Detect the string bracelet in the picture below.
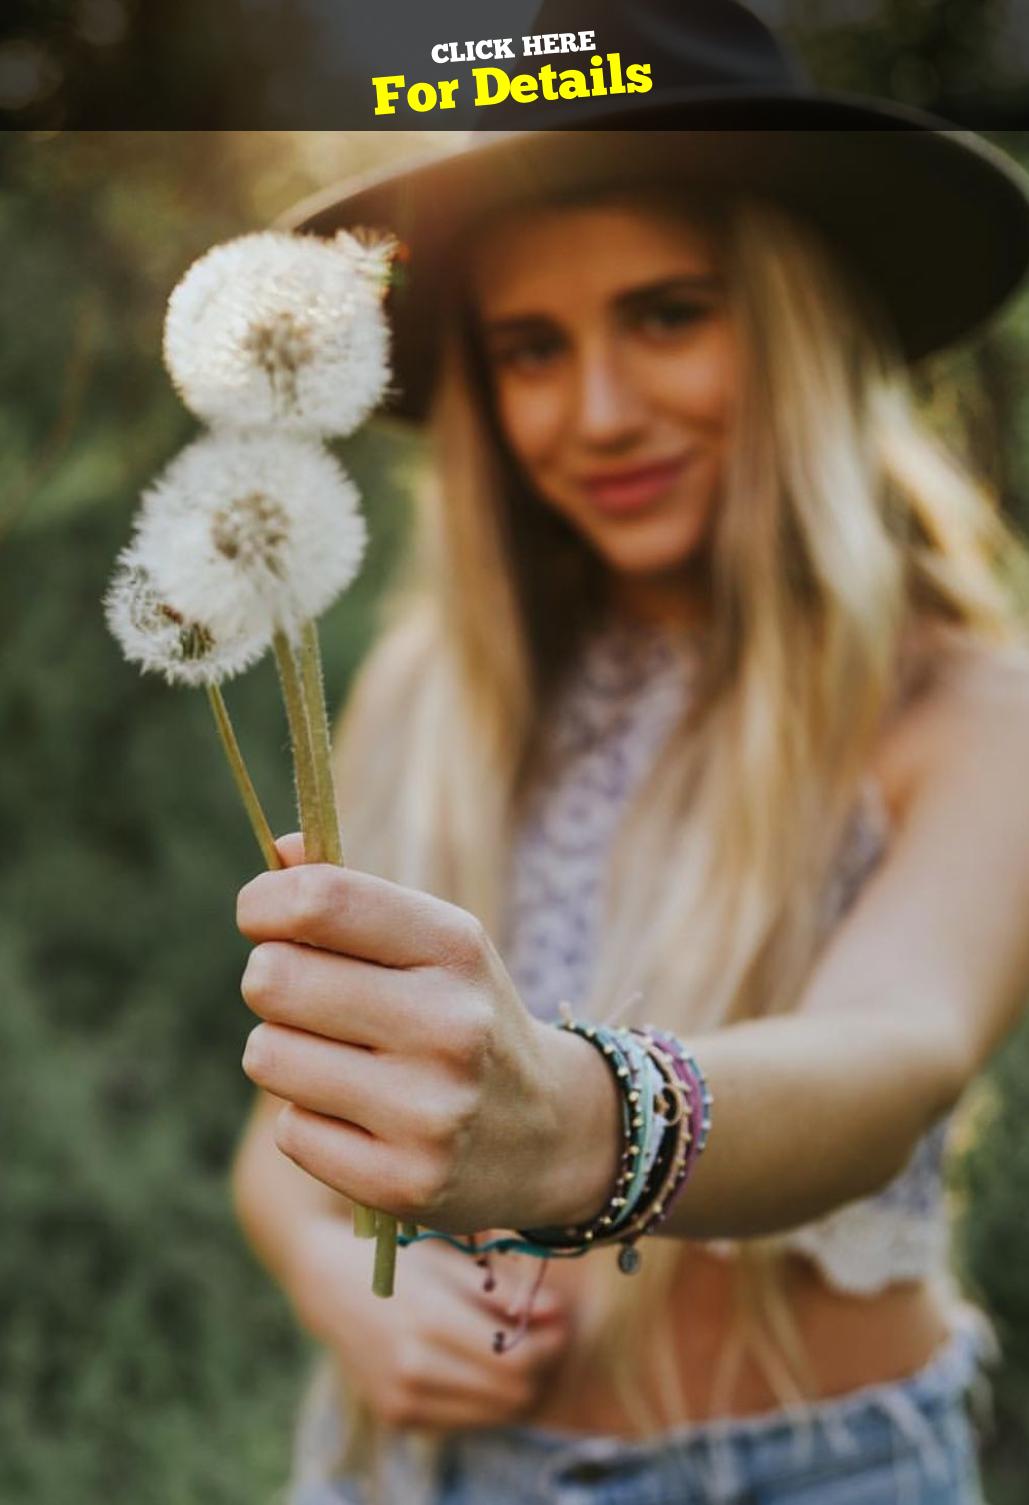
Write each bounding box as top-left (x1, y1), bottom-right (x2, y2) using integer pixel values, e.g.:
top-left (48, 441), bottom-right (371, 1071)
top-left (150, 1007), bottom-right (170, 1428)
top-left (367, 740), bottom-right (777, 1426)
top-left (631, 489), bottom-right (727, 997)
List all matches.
top-left (395, 1023), bottom-right (652, 1263)
top-left (610, 1031), bottom-right (706, 1263)
top-left (514, 1013), bottom-right (713, 1272)
top-left (396, 1012), bottom-right (715, 1287)
top-left (515, 1017), bottom-right (661, 1254)
top-left (637, 1025), bottom-right (713, 1156)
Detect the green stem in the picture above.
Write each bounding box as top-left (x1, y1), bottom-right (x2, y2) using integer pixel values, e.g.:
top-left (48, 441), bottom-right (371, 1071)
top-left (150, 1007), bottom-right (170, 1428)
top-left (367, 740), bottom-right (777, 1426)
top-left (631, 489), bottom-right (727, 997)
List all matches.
top-left (298, 620), bottom-right (344, 865)
top-left (298, 621), bottom-right (395, 1285)
top-left (372, 1213), bottom-right (398, 1298)
top-left (205, 684), bottom-right (282, 871)
top-left (273, 630), bottom-right (323, 861)
top-left (352, 1205), bottom-right (378, 1240)
top-left (287, 621), bottom-right (392, 1285)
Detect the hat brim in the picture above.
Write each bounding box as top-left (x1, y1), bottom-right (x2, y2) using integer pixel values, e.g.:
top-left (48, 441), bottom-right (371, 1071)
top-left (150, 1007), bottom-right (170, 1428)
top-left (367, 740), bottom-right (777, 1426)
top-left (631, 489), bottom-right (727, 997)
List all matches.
top-left (280, 94), bottom-right (1029, 421)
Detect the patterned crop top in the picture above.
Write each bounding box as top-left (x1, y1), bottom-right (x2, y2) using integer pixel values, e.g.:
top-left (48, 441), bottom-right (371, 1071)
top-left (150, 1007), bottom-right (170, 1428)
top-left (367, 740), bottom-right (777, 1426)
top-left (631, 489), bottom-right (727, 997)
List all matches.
top-left (498, 611), bottom-right (955, 1297)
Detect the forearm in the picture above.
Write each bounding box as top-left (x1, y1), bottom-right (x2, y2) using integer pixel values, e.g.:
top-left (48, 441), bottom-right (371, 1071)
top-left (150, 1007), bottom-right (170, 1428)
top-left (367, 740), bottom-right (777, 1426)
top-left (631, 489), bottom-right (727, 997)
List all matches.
top-left (229, 1086), bottom-right (353, 1290)
top-left (549, 1007), bottom-right (963, 1241)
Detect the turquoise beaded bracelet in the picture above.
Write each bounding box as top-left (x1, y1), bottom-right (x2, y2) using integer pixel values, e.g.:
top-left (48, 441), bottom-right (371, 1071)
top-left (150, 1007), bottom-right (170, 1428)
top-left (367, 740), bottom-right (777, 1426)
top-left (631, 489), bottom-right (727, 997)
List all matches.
top-left (397, 1014), bottom-right (713, 1273)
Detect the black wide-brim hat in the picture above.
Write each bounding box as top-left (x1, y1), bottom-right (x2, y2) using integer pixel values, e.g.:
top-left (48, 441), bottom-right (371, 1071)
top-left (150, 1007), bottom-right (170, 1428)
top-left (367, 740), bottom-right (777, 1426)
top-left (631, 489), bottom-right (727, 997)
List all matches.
top-left (279, 0), bottom-right (1029, 422)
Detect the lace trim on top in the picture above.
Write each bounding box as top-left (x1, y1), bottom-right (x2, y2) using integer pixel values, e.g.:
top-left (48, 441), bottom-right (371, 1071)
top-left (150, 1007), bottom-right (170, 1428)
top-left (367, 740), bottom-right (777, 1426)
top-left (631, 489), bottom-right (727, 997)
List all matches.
top-left (498, 612), bottom-right (955, 1296)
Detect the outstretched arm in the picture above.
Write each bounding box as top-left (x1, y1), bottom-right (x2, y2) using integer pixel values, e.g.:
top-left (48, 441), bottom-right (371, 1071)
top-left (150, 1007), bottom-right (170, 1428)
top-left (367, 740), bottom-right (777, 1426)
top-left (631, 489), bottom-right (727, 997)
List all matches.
top-left (626, 641), bottom-right (1029, 1239)
top-left (236, 644), bottom-right (1029, 1244)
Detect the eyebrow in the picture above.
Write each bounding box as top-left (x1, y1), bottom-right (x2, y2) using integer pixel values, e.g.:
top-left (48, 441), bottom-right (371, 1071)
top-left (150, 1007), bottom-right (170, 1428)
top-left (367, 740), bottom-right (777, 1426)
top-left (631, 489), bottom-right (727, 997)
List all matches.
top-left (479, 274), bottom-right (723, 339)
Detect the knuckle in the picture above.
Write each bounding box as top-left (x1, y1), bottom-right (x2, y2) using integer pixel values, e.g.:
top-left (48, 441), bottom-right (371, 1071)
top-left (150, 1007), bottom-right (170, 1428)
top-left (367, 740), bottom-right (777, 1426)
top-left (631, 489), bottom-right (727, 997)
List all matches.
top-left (442, 998), bottom-right (494, 1076)
top-left (398, 1152), bottom-right (450, 1221)
top-left (240, 941), bottom-right (287, 1011)
top-left (409, 1096), bottom-right (456, 1156)
top-left (287, 865), bottom-right (336, 936)
top-left (505, 1374), bottom-right (536, 1414)
top-left (272, 1103), bottom-right (299, 1155)
top-left (391, 1337), bottom-right (426, 1388)
top-left (376, 1388), bottom-right (420, 1429)
top-left (242, 1023), bottom-right (273, 1081)
top-left (409, 1076), bottom-right (478, 1157)
top-left (443, 908), bottom-right (488, 973)
top-left (236, 875), bottom-right (265, 936)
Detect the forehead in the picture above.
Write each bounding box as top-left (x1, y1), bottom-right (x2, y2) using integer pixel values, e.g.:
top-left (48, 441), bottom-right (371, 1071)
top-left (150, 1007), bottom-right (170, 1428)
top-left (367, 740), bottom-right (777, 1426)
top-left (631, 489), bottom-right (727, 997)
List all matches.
top-left (467, 196), bottom-right (718, 316)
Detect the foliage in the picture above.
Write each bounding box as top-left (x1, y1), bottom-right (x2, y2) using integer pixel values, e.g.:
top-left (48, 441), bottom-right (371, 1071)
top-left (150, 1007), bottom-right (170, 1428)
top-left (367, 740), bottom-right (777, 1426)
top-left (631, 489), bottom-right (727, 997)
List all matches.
top-left (0, 132), bottom-right (416, 1503)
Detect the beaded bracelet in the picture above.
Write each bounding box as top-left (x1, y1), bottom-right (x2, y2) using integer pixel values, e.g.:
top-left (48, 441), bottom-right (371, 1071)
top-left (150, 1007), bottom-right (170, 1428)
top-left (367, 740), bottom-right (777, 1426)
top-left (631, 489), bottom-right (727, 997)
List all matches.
top-left (517, 1018), bottom-right (656, 1252)
top-left (396, 1020), bottom-right (655, 1264)
top-left (515, 1015), bottom-right (709, 1264)
top-left (611, 1032), bottom-right (700, 1264)
top-left (639, 1025), bottom-right (713, 1156)
top-left (397, 1013), bottom-right (714, 1276)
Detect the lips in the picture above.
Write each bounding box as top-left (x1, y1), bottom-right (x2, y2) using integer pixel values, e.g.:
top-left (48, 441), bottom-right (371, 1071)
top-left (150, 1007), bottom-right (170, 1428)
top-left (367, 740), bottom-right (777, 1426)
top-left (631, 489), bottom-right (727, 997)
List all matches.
top-left (579, 454), bottom-right (693, 515)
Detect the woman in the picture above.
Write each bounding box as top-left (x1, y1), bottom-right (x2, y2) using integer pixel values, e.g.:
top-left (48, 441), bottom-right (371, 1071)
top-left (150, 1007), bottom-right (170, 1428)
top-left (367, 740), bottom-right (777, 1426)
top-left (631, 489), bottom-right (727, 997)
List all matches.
top-left (230, 7), bottom-right (1029, 1503)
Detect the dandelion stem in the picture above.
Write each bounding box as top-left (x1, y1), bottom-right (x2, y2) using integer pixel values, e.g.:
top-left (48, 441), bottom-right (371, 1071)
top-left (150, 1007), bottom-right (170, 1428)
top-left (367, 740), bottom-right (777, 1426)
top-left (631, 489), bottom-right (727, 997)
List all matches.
top-left (298, 620), bottom-right (345, 866)
top-left (278, 624), bottom-right (391, 1283)
top-left (296, 620), bottom-right (394, 1284)
top-left (352, 1205), bottom-right (378, 1240)
top-left (372, 1213), bottom-right (398, 1298)
top-left (205, 685), bottom-right (282, 871)
top-left (273, 630), bottom-right (324, 862)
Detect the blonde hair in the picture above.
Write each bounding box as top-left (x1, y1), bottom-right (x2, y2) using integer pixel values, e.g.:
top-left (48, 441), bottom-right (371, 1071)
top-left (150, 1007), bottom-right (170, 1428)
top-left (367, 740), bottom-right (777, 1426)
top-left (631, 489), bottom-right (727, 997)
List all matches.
top-left (329, 191), bottom-right (1028, 1468)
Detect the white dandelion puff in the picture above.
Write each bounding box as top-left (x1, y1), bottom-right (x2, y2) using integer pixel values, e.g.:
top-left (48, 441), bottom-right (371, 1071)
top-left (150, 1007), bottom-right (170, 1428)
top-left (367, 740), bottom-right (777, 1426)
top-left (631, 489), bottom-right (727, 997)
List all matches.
top-left (131, 430), bottom-right (368, 643)
top-left (162, 229), bottom-right (394, 437)
top-left (344, 226), bottom-right (402, 300)
top-left (104, 550), bottom-right (270, 687)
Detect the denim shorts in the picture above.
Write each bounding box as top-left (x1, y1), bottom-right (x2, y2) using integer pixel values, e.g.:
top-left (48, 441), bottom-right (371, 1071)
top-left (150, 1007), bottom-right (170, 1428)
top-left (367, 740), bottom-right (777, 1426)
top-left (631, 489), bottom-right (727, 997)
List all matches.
top-left (287, 1304), bottom-right (998, 1505)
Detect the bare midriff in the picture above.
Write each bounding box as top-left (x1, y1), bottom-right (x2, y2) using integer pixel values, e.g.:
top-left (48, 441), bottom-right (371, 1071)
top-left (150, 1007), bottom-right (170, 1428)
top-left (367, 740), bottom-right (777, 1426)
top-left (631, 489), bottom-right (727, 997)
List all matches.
top-left (527, 1242), bottom-right (955, 1434)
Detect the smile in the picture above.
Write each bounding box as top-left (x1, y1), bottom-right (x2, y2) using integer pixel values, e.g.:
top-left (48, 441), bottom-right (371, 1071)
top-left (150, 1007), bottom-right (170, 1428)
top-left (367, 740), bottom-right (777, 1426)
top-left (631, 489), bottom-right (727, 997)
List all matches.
top-left (579, 454), bottom-right (694, 516)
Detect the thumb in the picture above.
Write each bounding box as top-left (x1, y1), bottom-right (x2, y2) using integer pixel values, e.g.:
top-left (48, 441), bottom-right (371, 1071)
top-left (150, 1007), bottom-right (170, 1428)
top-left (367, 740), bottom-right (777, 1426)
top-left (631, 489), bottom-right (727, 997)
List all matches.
top-left (273, 831), bottom-right (307, 867)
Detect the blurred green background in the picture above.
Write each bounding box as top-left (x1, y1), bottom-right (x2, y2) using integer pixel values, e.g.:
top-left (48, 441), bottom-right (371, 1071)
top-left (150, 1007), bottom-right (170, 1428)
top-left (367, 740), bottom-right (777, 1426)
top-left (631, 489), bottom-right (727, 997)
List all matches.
top-left (3, 109), bottom-right (1029, 1505)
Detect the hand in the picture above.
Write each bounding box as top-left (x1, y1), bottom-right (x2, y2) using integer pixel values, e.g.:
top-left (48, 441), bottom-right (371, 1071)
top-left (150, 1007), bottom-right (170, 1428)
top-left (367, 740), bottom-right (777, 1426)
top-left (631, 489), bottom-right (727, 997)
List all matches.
top-left (286, 1212), bottom-right (573, 1431)
top-left (237, 835), bottom-right (621, 1233)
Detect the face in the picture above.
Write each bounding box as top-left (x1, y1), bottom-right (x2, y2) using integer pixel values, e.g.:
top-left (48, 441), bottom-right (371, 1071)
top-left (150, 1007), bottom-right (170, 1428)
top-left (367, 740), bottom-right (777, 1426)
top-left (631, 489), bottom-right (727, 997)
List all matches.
top-left (468, 196), bottom-right (739, 612)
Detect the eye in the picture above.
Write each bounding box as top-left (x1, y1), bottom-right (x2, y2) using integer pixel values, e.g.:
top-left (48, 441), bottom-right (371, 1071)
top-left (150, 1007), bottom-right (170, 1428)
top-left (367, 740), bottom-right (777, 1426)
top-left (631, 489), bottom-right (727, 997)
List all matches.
top-left (633, 298), bottom-right (711, 339)
top-left (487, 332), bottom-right (565, 377)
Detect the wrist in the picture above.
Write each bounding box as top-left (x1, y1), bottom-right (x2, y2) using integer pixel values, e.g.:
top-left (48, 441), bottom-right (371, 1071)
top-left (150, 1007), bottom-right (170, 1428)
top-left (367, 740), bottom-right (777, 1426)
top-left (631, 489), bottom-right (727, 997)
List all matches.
top-left (532, 1020), bottom-right (624, 1229)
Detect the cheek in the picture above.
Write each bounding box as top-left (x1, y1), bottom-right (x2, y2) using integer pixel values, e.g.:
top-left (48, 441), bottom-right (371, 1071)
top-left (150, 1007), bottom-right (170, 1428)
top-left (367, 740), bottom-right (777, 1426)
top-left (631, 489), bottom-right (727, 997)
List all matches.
top-left (495, 382), bottom-right (566, 471)
top-left (660, 324), bottom-right (739, 433)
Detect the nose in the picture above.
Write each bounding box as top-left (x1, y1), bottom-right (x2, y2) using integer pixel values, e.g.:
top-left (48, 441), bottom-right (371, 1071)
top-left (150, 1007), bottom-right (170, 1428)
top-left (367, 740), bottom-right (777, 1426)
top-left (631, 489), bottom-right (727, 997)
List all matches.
top-left (572, 339), bottom-right (647, 447)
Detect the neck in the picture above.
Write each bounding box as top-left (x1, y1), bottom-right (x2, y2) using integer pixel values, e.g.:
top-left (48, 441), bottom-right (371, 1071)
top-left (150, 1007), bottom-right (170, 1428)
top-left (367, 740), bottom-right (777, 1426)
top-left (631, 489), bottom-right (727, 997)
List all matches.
top-left (605, 563), bottom-right (712, 634)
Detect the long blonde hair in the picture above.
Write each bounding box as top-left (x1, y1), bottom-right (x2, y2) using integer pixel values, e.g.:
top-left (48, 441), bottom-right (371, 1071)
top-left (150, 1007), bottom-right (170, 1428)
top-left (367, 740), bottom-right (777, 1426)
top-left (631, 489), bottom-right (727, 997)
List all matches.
top-left (330, 190), bottom-right (1027, 1453)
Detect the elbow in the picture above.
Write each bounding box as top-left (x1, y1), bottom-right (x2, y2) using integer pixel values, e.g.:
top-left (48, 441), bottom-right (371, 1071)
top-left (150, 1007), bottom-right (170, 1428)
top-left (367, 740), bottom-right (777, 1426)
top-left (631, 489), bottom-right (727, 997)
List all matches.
top-left (873, 1014), bottom-right (972, 1191)
top-left (921, 1012), bottom-right (982, 1122)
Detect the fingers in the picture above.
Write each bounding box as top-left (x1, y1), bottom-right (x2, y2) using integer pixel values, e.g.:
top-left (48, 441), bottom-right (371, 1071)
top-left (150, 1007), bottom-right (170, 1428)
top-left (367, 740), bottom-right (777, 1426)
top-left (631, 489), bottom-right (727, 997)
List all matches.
top-left (427, 1239), bottom-right (569, 1326)
top-left (242, 1024), bottom-right (392, 1135)
top-left (241, 940), bottom-right (432, 1051)
top-left (237, 861), bottom-right (480, 972)
top-left (266, 1100), bottom-right (445, 1220)
top-left (408, 1249), bottom-right (571, 1368)
top-left (381, 1316), bottom-right (569, 1429)
top-left (391, 1235), bottom-right (569, 1336)
top-left (427, 1329), bottom-right (567, 1400)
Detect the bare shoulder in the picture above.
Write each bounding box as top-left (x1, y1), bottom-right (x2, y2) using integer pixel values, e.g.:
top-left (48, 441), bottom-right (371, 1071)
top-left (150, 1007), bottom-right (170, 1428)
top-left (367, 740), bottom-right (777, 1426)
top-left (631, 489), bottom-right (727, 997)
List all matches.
top-left (873, 615), bottom-right (1029, 821)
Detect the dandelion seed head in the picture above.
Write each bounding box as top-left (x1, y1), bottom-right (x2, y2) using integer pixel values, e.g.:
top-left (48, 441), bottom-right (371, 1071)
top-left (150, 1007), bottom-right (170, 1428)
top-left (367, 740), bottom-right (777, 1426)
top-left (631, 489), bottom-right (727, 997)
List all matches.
top-left (163, 229), bottom-right (394, 437)
top-left (133, 430), bottom-right (368, 643)
top-left (210, 490), bottom-right (290, 577)
top-left (104, 552), bottom-right (269, 687)
top-left (343, 227), bottom-right (401, 300)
